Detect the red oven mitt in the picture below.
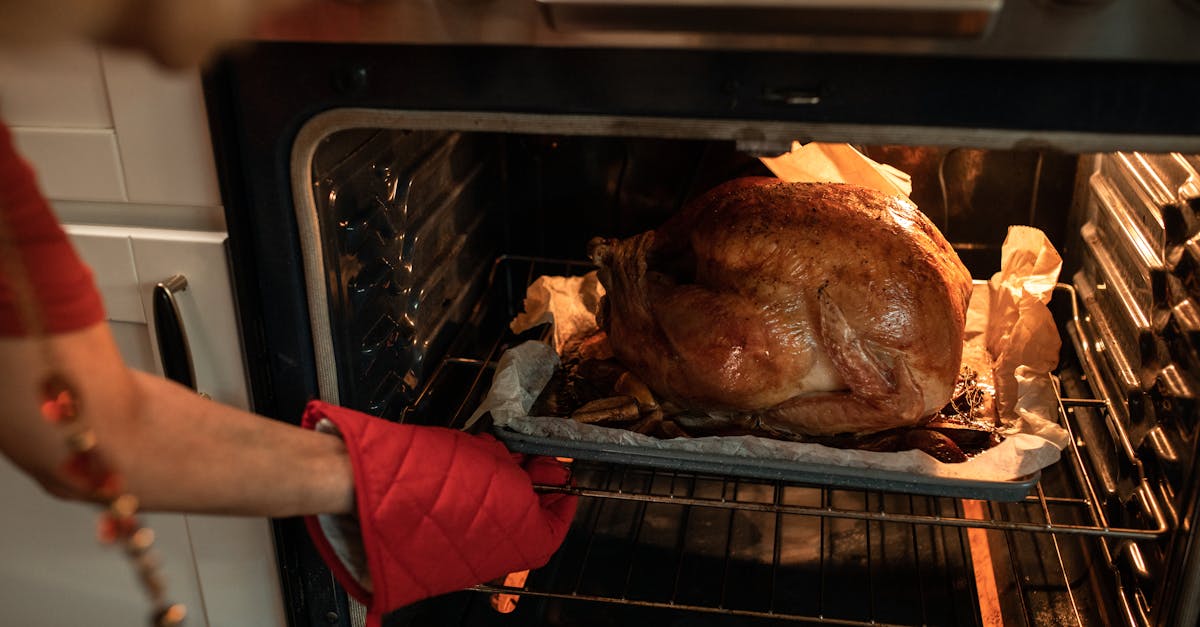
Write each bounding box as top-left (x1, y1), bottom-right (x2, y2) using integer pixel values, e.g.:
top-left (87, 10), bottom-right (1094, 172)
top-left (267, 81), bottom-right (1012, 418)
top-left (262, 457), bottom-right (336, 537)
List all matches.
top-left (300, 401), bottom-right (577, 626)
top-left (0, 121), bottom-right (105, 335)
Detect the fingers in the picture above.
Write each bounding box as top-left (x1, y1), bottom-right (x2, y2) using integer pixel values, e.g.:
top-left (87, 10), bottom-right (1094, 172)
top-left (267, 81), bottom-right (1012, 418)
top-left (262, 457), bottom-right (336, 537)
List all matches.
top-left (101, 0), bottom-right (315, 70)
top-left (465, 431), bottom-right (518, 464)
top-left (464, 434), bottom-right (577, 534)
top-left (522, 455), bottom-right (571, 487)
top-left (525, 456), bottom-right (578, 532)
top-left (538, 491), bottom-right (579, 539)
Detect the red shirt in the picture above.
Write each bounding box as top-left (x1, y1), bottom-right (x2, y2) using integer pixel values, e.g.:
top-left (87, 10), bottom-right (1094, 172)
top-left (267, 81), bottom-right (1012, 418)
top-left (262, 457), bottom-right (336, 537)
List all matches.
top-left (0, 122), bottom-right (105, 335)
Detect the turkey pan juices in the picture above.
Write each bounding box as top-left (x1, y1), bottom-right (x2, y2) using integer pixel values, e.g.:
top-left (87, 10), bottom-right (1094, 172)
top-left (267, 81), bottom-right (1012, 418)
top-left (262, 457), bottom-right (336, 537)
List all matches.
top-left (474, 151), bottom-right (1070, 494)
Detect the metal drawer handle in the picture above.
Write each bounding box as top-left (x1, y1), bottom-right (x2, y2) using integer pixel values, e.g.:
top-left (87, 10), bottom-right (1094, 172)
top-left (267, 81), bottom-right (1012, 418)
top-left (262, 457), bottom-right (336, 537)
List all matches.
top-left (153, 274), bottom-right (197, 391)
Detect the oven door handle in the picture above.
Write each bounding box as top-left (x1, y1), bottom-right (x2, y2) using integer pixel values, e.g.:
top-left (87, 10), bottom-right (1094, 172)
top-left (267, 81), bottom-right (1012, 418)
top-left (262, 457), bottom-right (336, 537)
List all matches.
top-left (153, 274), bottom-right (198, 391)
top-left (537, 0), bottom-right (1002, 38)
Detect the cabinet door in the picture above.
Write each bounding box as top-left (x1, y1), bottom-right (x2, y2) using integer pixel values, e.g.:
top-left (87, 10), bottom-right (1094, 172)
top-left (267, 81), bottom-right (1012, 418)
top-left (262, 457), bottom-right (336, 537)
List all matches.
top-left (127, 228), bottom-right (287, 627)
top-left (0, 226), bottom-right (286, 627)
top-left (0, 463), bottom-right (212, 626)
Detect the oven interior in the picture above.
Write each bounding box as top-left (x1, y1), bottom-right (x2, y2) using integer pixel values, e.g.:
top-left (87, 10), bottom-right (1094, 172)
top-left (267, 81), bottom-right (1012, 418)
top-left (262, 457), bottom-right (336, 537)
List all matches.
top-left (299, 124), bottom-right (1200, 627)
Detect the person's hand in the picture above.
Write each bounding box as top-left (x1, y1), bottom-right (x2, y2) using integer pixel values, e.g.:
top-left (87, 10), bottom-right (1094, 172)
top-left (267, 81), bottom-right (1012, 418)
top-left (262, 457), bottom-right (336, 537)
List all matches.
top-left (101, 0), bottom-right (314, 68)
top-left (300, 401), bottom-right (577, 627)
top-left (0, 0), bottom-right (314, 69)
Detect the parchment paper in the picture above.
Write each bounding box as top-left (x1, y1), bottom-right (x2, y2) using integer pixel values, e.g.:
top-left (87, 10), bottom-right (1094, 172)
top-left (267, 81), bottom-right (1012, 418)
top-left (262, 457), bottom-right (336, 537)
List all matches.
top-left (470, 145), bottom-right (1070, 482)
top-left (987, 225), bottom-right (1065, 429)
top-left (761, 141), bottom-right (913, 197)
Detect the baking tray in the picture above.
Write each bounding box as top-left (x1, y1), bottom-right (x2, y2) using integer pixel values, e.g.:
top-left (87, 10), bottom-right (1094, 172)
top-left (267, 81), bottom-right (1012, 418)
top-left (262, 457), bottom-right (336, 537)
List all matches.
top-left (461, 260), bottom-right (1055, 502)
top-left (486, 276), bottom-right (1051, 502)
top-left (495, 426), bottom-right (1042, 501)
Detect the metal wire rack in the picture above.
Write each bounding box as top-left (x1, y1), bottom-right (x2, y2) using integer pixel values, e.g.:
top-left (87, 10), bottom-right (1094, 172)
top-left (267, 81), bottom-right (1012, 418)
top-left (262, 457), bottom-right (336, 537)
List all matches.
top-left (400, 255), bottom-right (1166, 626)
top-left (469, 473), bottom-right (1111, 626)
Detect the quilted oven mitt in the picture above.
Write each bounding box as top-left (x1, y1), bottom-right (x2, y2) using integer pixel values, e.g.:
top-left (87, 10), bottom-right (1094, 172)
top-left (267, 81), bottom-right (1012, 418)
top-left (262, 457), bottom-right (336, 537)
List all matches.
top-left (301, 401), bottom-right (578, 626)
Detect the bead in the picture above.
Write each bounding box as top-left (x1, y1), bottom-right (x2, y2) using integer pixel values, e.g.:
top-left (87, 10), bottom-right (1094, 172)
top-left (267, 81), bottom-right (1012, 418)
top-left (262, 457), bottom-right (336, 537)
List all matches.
top-left (92, 473), bottom-right (124, 500)
top-left (128, 528), bottom-right (156, 554)
top-left (66, 427), bottom-right (97, 453)
top-left (152, 604), bottom-right (187, 627)
top-left (110, 493), bottom-right (139, 518)
top-left (38, 375), bottom-right (79, 424)
top-left (33, 370), bottom-right (180, 624)
top-left (97, 511), bottom-right (139, 544)
top-left (134, 551), bottom-right (161, 574)
top-left (62, 450), bottom-right (122, 495)
top-left (139, 568), bottom-right (166, 599)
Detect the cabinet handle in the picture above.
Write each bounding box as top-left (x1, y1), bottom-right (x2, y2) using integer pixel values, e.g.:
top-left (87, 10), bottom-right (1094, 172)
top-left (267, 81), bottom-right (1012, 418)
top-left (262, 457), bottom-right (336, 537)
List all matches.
top-left (153, 274), bottom-right (197, 391)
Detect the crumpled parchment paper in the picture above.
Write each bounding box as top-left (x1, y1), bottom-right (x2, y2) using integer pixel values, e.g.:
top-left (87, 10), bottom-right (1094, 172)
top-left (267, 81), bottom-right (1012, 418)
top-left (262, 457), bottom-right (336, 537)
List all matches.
top-left (987, 225), bottom-right (1065, 432)
top-left (470, 145), bottom-right (1069, 482)
top-left (761, 141), bottom-right (913, 197)
top-left (508, 273), bottom-right (606, 354)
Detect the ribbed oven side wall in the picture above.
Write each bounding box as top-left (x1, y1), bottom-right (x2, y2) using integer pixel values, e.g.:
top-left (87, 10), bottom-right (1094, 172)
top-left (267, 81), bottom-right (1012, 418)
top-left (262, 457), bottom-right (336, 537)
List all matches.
top-left (310, 129), bottom-right (502, 418)
top-left (1064, 154), bottom-right (1200, 625)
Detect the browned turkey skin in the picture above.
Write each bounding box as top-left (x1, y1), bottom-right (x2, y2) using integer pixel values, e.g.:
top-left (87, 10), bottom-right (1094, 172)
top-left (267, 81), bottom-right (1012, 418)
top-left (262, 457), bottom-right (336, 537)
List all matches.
top-left (588, 179), bottom-right (973, 437)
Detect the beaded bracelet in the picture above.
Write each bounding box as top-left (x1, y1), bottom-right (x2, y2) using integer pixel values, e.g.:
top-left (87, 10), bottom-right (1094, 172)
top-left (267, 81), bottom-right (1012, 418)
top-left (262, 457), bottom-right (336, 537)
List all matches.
top-left (41, 374), bottom-right (186, 626)
top-left (0, 214), bottom-right (184, 626)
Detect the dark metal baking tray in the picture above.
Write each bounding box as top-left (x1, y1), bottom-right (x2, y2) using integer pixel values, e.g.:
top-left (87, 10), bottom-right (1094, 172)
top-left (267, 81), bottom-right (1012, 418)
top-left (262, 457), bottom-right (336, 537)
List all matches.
top-left (486, 273), bottom-right (1045, 503)
top-left (495, 427), bottom-right (1042, 501)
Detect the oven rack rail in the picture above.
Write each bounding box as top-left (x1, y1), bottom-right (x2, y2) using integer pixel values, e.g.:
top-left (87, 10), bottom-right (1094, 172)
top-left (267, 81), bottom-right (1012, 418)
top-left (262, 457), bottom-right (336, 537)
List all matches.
top-left (480, 455), bottom-right (996, 626)
top-left (467, 587), bottom-right (960, 627)
top-left (471, 453), bottom-right (1100, 626)
top-left (467, 478), bottom-right (1103, 626)
top-left (406, 256), bottom-right (1170, 542)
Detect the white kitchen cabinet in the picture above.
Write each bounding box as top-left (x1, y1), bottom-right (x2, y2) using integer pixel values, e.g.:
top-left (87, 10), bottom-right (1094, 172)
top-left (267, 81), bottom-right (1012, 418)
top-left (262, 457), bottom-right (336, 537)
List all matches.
top-left (100, 51), bottom-right (222, 207)
top-left (0, 44), bottom-right (222, 209)
top-left (126, 229), bottom-right (247, 403)
top-left (0, 43), bottom-right (111, 128)
top-left (1, 44), bottom-right (284, 625)
top-left (0, 466), bottom-right (211, 627)
top-left (10, 127), bottom-right (127, 202)
top-left (0, 227), bottom-right (287, 627)
top-left (68, 228), bottom-right (144, 323)
top-left (67, 225), bottom-right (251, 404)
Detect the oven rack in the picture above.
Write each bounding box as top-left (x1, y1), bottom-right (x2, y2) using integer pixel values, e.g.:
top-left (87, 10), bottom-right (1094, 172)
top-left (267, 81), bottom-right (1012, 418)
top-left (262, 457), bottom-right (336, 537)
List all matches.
top-left (468, 470), bottom-right (1106, 626)
top-left (475, 481), bottom-right (989, 626)
top-left (390, 255), bottom-right (1168, 625)
top-left (465, 444), bottom-right (1114, 625)
top-left (407, 256), bottom-right (1169, 542)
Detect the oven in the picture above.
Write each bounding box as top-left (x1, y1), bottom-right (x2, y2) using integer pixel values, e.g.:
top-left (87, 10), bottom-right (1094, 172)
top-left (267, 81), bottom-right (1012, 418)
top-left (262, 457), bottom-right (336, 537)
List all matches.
top-left (201, 1), bottom-right (1200, 625)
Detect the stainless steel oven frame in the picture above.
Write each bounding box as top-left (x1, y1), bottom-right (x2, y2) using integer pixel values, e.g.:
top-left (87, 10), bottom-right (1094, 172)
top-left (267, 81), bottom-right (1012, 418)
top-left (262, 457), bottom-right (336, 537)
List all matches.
top-left (202, 37), bottom-right (1200, 627)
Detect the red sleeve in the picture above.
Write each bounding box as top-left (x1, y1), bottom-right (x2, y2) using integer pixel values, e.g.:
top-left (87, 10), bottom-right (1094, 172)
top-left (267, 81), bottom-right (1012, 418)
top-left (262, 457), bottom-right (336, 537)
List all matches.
top-left (0, 122), bottom-right (106, 336)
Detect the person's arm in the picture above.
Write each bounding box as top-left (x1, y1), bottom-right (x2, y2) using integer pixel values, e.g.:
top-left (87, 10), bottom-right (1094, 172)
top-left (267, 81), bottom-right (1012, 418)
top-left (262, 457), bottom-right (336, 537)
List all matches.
top-left (0, 89), bottom-right (574, 620)
top-left (0, 113), bottom-right (352, 517)
top-left (0, 323), bottom-right (354, 516)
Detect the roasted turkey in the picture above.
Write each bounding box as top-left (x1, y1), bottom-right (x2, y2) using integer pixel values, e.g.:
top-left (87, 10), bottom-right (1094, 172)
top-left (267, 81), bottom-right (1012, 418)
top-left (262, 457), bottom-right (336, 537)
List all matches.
top-left (588, 178), bottom-right (973, 437)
